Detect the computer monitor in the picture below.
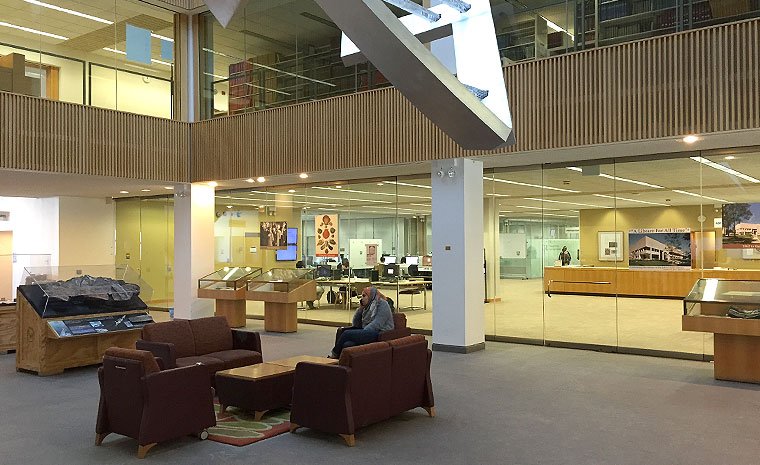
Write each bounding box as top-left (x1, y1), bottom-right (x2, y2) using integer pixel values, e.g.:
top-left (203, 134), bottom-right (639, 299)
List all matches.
top-left (385, 256), bottom-right (397, 264)
top-left (405, 256), bottom-right (419, 266)
top-left (316, 265), bottom-right (332, 278)
top-left (383, 264), bottom-right (399, 279)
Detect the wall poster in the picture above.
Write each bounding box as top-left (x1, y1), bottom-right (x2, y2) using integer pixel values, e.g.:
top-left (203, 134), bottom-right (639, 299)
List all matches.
top-left (628, 228), bottom-right (691, 269)
top-left (260, 221), bottom-right (287, 249)
top-left (598, 231), bottom-right (623, 262)
top-left (316, 214), bottom-right (339, 257)
top-left (722, 203), bottom-right (760, 249)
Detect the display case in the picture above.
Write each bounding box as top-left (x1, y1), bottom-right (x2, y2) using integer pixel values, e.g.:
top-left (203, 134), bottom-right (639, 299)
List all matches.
top-left (246, 268), bottom-right (316, 333)
top-left (15, 265), bottom-right (153, 376)
top-left (198, 266), bottom-right (261, 328)
top-left (682, 278), bottom-right (760, 383)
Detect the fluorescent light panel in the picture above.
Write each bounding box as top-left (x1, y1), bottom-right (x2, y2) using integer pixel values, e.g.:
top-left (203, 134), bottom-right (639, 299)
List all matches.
top-left (0, 21), bottom-right (68, 40)
top-left (103, 47), bottom-right (172, 67)
top-left (523, 197), bottom-right (606, 208)
top-left (567, 167), bottom-right (664, 189)
top-left (671, 189), bottom-right (728, 203)
top-left (690, 156), bottom-right (760, 183)
top-left (484, 177), bottom-right (579, 193)
top-left (592, 194), bottom-right (669, 206)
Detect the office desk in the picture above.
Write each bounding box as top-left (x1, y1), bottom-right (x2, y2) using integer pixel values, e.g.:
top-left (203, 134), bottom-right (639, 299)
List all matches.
top-left (317, 278), bottom-right (370, 309)
top-left (315, 278), bottom-right (432, 311)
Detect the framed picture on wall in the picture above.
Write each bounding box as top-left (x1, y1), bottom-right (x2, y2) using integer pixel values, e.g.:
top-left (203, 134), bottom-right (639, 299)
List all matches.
top-left (599, 231), bottom-right (623, 261)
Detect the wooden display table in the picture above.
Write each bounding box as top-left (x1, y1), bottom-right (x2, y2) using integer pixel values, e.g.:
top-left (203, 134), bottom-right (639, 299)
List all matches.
top-left (0, 304), bottom-right (16, 353)
top-left (682, 278), bottom-right (760, 383)
top-left (15, 292), bottom-right (148, 376)
top-left (198, 267), bottom-right (262, 328)
top-left (545, 267), bottom-right (760, 298)
top-left (246, 269), bottom-right (317, 333)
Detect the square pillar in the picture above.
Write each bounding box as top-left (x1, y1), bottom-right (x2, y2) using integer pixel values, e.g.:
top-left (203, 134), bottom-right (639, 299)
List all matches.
top-left (431, 158), bottom-right (485, 353)
top-left (173, 183), bottom-right (215, 319)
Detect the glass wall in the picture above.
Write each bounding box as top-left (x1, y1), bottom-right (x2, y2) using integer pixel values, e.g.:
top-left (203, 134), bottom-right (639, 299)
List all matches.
top-left (0, 0), bottom-right (175, 118)
top-left (197, 0), bottom-right (760, 118)
top-left (115, 196), bottom-right (174, 309)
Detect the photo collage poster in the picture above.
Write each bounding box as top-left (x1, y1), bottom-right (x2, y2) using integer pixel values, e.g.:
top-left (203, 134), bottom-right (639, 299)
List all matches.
top-left (260, 221), bottom-right (288, 249)
top-left (628, 228), bottom-right (691, 269)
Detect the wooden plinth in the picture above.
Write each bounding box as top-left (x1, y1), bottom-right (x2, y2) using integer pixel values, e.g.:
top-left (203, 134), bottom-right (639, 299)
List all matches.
top-left (15, 293), bottom-right (143, 376)
top-left (214, 299), bottom-right (246, 328)
top-left (0, 305), bottom-right (17, 353)
top-left (713, 334), bottom-right (760, 383)
top-left (264, 302), bottom-right (297, 333)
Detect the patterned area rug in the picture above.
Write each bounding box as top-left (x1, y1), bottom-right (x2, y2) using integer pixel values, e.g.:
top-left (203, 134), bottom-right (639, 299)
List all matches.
top-left (208, 403), bottom-right (291, 446)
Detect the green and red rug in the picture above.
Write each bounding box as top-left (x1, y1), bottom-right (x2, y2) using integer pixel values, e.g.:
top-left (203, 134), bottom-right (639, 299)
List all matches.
top-left (208, 403), bottom-right (291, 446)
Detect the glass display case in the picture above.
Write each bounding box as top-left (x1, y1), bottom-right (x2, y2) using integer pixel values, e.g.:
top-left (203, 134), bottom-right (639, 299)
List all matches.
top-left (683, 278), bottom-right (760, 317)
top-left (198, 266), bottom-right (262, 296)
top-left (19, 264), bottom-right (152, 318)
top-left (246, 268), bottom-right (312, 294)
top-left (246, 268), bottom-right (317, 333)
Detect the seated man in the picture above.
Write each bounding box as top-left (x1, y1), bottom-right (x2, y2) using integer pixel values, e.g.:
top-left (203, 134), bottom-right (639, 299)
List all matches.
top-left (329, 286), bottom-right (394, 358)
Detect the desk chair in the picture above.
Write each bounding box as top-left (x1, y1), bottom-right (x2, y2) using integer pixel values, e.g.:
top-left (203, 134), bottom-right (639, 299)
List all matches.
top-left (399, 265), bottom-right (424, 311)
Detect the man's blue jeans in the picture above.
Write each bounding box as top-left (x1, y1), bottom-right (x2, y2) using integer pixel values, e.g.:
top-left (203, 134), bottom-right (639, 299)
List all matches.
top-left (332, 327), bottom-right (379, 357)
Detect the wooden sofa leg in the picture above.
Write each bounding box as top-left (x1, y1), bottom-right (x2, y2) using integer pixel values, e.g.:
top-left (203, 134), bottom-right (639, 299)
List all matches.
top-left (339, 434), bottom-right (356, 447)
top-left (254, 410), bottom-right (267, 421)
top-left (95, 433), bottom-right (109, 446)
top-left (137, 443), bottom-right (157, 459)
top-left (424, 406), bottom-right (436, 418)
top-left (289, 423), bottom-right (300, 433)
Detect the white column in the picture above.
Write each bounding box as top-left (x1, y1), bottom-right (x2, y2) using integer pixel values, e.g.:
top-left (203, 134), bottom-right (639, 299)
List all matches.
top-left (173, 183), bottom-right (215, 319)
top-left (483, 196), bottom-right (499, 302)
top-left (431, 158), bottom-right (485, 353)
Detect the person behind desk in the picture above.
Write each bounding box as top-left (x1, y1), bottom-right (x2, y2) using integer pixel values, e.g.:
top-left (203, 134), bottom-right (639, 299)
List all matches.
top-left (336, 258), bottom-right (355, 305)
top-left (559, 246), bottom-right (572, 266)
top-left (329, 286), bottom-right (394, 358)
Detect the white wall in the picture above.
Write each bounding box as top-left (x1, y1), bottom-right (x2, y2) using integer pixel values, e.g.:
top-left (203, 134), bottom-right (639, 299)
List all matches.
top-left (90, 65), bottom-right (172, 118)
top-left (58, 197), bottom-right (115, 266)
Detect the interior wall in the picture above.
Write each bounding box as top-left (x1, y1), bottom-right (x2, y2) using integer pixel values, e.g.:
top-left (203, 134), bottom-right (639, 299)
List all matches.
top-left (58, 197), bottom-right (115, 266)
top-left (579, 205), bottom-right (716, 267)
top-left (90, 65), bottom-right (172, 118)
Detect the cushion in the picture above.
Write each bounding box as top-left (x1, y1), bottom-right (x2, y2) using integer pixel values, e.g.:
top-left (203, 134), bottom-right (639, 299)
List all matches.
top-left (338, 341), bottom-right (389, 367)
top-left (188, 317), bottom-right (233, 355)
top-left (387, 334), bottom-right (426, 348)
top-left (142, 319), bottom-right (196, 358)
top-left (392, 313), bottom-right (407, 329)
top-left (104, 347), bottom-right (160, 374)
top-left (175, 355), bottom-right (225, 372)
top-left (206, 349), bottom-right (262, 370)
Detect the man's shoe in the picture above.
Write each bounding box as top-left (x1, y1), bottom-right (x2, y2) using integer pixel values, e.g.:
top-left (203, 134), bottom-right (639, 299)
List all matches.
top-left (327, 352), bottom-right (338, 359)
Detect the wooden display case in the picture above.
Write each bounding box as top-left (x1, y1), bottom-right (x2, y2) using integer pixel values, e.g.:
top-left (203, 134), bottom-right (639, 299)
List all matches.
top-left (682, 278), bottom-right (760, 383)
top-left (246, 268), bottom-right (316, 333)
top-left (198, 267), bottom-right (262, 328)
top-left (0, 304), bottom-right (16, 353)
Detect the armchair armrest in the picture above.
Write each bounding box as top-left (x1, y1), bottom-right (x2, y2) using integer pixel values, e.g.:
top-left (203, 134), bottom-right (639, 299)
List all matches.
top-left (136, 340), bottom-right (177, 369)
top-left (291, 362), bottom-right (354, 435)
top-left (140, 364), bottom-right (216, 444)
top-left (231, 329), bottom-right (262, 354)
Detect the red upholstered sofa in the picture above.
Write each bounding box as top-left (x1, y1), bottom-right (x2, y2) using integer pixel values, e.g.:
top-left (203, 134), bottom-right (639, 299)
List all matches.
top-left (136, 316), bottom-right (262, 382)
top-left (289, 334), bottom-right (434, 446)
top-left (334, 313), bottom-right (413, 345)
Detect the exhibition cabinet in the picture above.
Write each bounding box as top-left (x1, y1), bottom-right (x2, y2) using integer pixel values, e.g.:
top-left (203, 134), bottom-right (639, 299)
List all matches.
top-left (682, 278), bottom-right (760, 383)
top-left (246, 268), bottom-right (316, 333)
top-left (15, 265), bottom-right (153, 375)
top-left (198, 267), bottom-right (262, 328)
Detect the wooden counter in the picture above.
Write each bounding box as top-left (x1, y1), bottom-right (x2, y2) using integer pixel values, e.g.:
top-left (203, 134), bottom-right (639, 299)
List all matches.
top-left (544, 267), bottom-right (760, 298)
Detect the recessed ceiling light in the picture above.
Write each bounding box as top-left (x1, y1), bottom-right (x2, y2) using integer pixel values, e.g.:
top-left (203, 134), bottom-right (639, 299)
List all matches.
top-left (164, 186), bottom-right (174, 190)
top-left (140, 189), bottom-right (151, 192)
top-left (208, 181), bottom-right (218, 187)
top-left (288, 189), bottom-right (296, 193)
top-left (682, 135), bottom-right (699, 144)
top-left (299, 173), bottom-right (309, 179)
top-left (256, 177), bottom-right (266, 183)
top-left (724, 156), bottom-right (736, 160)
top-left (690, 156), bottom-right (760, 183)
top-left (119, 191), bottom-right (129, 194)
top-left (335, 185), bottom-right (342, 189)
top-left (377, 182), bottom-right (384, 186)
top-left (226, 205), bottom-right (233, 209)
top-left (24, 0), bottom-right (112, 24)
top-left (246, 178), bottom-right (255, 183)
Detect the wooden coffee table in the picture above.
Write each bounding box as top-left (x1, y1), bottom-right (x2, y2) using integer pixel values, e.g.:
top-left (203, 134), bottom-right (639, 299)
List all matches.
top-left (215, 356), bottom-right (337, 420)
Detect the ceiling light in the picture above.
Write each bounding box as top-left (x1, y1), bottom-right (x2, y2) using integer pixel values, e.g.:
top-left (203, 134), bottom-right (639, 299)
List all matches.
top-left (140, 189), bottom-right (150, 192)
top-left (567, 167), bottom-right (663, 189)
top-left (484, 177), bottom-right (579, 193)
top-left (514, 205), bottom-right (559, 210)
top-left (24, 0), bottom-right (112, 24)
top-left (288, 189), bottom-right (296, 193)
top-left (226, 205), bottom-right (233, 209)
top-left (524, 197), bottom-right (606, 208)
top-left (682, 135), bottom-right (699, 144)
top-left (383, 180), bottom-right (432, 189)
top-left (102, 47), bottom-right (172, 67)
top-left (724, 156), bottom-right (736, 160)
top-left (0, 21), bottom-right (68, 40)
top-left (202, 48), bottom-right (335, 88)
top-left (256, 177), bottom-right (266, 183)
top-left (672, 189), bottom-right (728, 203)
top-left (592, 194), bottom-right (669, 206)
top-left (377, 182), bottom-right (384, 186)
top-left (540, 15), bottom-right (573, 38)
top-left (690, 156), bottom-right (760, 183)
top-left (164, 186), bottom-right (174, 190)
top-left (335, 185), bottom-right (342, 189)
top-left (119, 190), bottom-right (129, 194)
top-left (299, 173), bottom-right (309, 179)
top-left (208, 181), bottom-right (218, 187)
top-left (246, 178), bottom-right (255, 183)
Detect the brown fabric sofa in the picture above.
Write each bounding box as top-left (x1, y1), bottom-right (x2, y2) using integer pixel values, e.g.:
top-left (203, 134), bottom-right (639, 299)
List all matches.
top-left (95, 347), bottom-right (216, 458)
top-left (136, 316), bottom-right (262, 382)
top-left (334, 313), bottom-right (413, 346)
top-left (289, 334), bottom-right (434, 446)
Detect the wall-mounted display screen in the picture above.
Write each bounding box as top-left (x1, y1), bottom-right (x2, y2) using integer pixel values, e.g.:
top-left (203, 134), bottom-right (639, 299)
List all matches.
top-left (276, 245), bottom-right (298, 261)
top-left (287, 227), bottom-right (298, 245)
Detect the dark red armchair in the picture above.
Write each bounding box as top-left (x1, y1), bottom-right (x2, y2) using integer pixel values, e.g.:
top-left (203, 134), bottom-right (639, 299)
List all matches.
top-left (334, 313), bottom-right (413, 347)
top-left (95, 347), bottom-right (216, 458)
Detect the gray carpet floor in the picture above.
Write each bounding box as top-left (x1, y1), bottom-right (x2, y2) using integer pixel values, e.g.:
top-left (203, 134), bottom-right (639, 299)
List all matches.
top-left (2, 320), bottom-right (759, 465)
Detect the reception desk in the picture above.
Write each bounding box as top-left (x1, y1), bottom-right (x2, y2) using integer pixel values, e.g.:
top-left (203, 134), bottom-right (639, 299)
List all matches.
top-left (544, 267), bottom-right (760, 298)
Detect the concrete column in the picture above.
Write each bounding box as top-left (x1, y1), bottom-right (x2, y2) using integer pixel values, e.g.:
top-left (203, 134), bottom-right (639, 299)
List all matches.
top-left (431, 158), bottom-right (485, 353)
top-left (173, 183), bottom-right (215, 319)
